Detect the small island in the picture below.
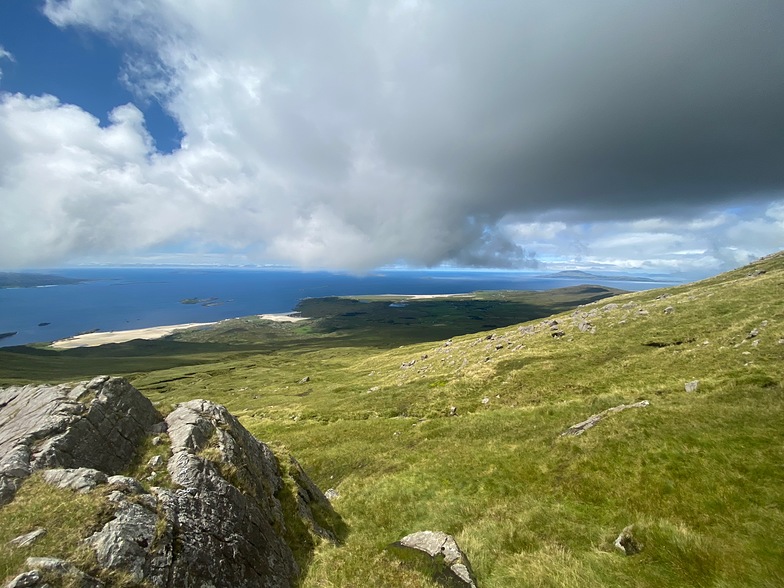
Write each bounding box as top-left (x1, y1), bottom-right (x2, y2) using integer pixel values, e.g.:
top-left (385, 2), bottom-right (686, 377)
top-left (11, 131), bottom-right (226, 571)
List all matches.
top-left (0, 272), bottom-right (83, 289)
top-left (180, 297), bottom-right (223, 307)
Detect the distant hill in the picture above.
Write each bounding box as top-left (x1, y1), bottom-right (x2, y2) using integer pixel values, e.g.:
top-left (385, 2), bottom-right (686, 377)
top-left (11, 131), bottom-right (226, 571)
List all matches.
top-left (0, 272), bottom-right (82, 289)
top-left (542, 269), bottom-right (659, 282)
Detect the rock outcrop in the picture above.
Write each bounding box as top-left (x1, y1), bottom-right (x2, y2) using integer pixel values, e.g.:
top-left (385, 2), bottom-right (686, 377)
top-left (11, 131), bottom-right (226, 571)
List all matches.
top-left (390, 530), bottom-right (478, 588)
top-left (0, 378), bottom-right (339, 588)
top-left (0, 376), bottom-right (160, 506)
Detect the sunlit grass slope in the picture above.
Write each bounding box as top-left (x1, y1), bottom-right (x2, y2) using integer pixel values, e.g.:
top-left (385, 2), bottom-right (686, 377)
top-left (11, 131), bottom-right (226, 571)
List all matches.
top-left (132, 253), bottom-right (784, 587)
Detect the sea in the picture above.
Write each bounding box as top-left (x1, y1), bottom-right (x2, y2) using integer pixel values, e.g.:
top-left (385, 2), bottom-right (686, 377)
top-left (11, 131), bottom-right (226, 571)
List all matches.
top-left (0, 267), bottom-right (678, 348)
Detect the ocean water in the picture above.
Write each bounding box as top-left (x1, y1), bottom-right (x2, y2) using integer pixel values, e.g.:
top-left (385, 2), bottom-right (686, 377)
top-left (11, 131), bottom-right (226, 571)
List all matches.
top-left (0, 267), bottom-right (675, 347)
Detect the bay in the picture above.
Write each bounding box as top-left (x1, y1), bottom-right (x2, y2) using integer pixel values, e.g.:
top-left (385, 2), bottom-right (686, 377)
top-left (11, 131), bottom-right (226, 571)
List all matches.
top-left (0, 267), bottom-right (676, 347)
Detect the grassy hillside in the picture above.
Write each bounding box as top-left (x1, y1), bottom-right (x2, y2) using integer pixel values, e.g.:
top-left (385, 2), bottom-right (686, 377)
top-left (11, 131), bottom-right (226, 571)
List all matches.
top-left (132, 253), bottom-right (784, 587)
top-left (2, 255), bottom-right (783, 586)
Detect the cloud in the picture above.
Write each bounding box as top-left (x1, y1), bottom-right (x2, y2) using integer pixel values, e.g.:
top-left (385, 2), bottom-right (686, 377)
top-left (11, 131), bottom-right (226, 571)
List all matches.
top-left (0, 46), bottom-right (14, 81)
top-left (1, 1), bottom-right (783, 271)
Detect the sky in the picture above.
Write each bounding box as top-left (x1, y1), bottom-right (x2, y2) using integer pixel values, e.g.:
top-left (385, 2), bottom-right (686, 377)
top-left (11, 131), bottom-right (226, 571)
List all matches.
top-left (0, 1), bottom-right (782, 278)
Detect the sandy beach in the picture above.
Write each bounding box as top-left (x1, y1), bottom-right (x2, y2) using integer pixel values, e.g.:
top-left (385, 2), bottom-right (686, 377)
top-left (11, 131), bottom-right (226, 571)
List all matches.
top-left (49, 313), bottom-right (310, 349)
top-left (257, 313), bottom-right (308, 322)
top-left (353, 293), bottom-right (474, 300)
top-left (49, 322), bottom-right (218, 349)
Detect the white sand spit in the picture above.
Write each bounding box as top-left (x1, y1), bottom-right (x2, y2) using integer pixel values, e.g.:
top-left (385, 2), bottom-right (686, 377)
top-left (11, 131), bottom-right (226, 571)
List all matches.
top-left (50, 322), bottom-right (217, 349)
top-left (257, 313), bottom-right (308, 322)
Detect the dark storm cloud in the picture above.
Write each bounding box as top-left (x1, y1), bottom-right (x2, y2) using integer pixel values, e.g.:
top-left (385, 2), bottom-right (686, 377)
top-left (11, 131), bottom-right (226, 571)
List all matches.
top-left (372, 1), bottom-right (784, 220)
top-left (2, 1), bottom-right (782, 269)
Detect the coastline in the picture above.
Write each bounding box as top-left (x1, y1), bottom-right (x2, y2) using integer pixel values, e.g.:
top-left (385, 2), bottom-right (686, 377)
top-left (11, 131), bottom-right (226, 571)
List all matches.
top-left (49, 322), bottom-right (218, 349)
top-left (48, 313), bottom-right (309, 349)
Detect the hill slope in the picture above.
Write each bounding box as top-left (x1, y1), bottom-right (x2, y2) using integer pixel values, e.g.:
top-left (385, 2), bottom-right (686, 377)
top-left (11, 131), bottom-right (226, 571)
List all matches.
top-left (126, 253), bottom-right (784, 586)
top-left (2, 253), bottom-right (782, 587)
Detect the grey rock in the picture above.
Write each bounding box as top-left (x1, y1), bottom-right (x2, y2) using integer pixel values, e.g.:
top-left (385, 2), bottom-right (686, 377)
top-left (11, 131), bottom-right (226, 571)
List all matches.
top-left (663, 306), bottom-right (674, 314)
top-left (151, 435), bottom-right (163, 446)
top-left (86, 398), bottom-right (338, 587)
top-left (614, 525), bottom-right (643, 555)
top-left (297, 376), bottom-right (310, 384)
top-left (147, 455), bottom-right (164, 468)
top-left (391, 530), bottom-right (478, 587)
top-left (42, 468), bottom-right (108, 493)
top-left (747, 328), bottom-right (759, 339)
top-left (638, 309), bottom-right (649, 316)
top-left (107, 475), bottom-right (146, 495)
top-left (0, 377), bottom-right (162, 505)
top-left (9, 528), bottom-right (46, 548)
top-left (85, 498), bottom-right (163, 584)
top-left (577, 320), bottom-right (595, 333)
top-left (561, 400), bottom-right (650, 436)
top-left (4, 570), bottom-right (41, 588)
top-left (24, 558), bottom-right (103, 588)
top-left (551, 330), bottom-right (565, 338)
top-left (149, 421), bottom-right (168, 435)
top-left (449, 406), bottom-right (458, 417)
top-left (324, 488), bottom-right (339, 501)
top-left (602, 303), bottom-right (619, 311)
top-left (685, 380), bottom-right (699, 393)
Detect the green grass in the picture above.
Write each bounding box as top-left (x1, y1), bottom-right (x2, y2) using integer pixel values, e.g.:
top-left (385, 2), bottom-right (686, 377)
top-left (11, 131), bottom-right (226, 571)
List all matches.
top-left (2, 255), bottom-right (783, 586)
top-left (0, 474), bottom-right (113, 584)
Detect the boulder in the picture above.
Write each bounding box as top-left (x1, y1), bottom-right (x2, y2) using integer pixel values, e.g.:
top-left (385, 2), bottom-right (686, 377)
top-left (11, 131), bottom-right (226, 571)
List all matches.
top-left (0, 376), bottom-right (162, 505)
top-left (390, 530), bottom-right (478, 587)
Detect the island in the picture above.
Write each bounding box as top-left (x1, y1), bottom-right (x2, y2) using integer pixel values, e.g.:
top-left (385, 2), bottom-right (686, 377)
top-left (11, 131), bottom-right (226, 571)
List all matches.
top-left (0, 272), bottom-right (83, 289)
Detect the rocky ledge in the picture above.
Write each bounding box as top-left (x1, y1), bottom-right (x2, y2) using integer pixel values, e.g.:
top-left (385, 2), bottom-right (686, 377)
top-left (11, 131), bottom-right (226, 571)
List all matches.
top-left (0, 377), bottom-right (339, 588)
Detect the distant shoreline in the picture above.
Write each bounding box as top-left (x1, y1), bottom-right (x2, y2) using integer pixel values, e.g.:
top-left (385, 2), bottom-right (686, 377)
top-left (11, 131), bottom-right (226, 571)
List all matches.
top-left (48, 313), bottom-right (309, 349)
top-left (49, 322), bottom-right (218, 349)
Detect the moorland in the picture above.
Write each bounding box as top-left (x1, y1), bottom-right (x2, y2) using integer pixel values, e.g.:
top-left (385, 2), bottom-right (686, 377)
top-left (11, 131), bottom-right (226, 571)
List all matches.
top-left (1, 253), bottom-right (782, 587)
